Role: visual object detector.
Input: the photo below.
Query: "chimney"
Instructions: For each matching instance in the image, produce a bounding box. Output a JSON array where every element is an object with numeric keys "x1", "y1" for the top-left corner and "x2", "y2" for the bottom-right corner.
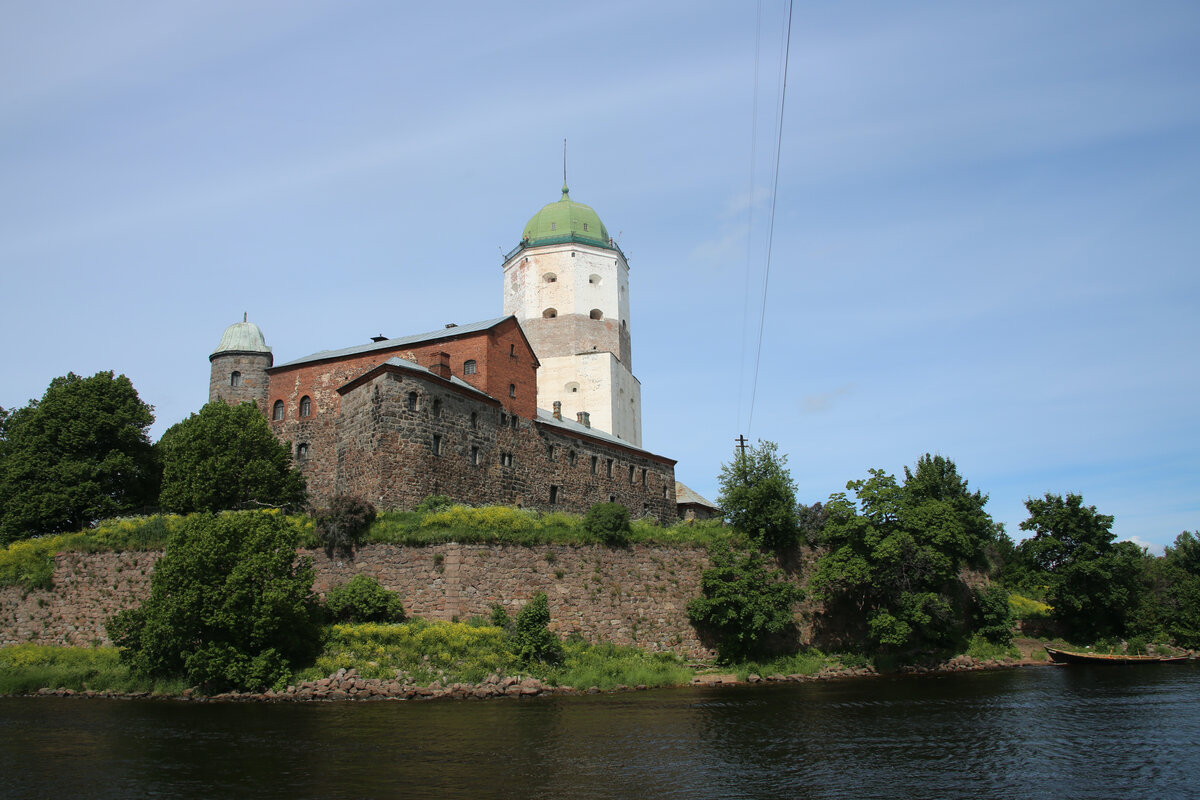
[
  {"x1": 428, "y1": 351, "x2": 451, "y2": 379},
  {"x1": 576, "y1": 411, "x2": 590, "y2": 428},
  {"x1": 552, "y1": 401, "x2": 562, "y2": 420},
  {"x1": 370, "y1": 334, "x2": 388, "y2": 343}
]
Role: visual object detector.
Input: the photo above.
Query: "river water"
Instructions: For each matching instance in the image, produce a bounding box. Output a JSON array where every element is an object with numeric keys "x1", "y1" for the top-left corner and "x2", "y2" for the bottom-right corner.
[{"x1": 1, "y1": 664, "x2": 1197, "y2": 799}]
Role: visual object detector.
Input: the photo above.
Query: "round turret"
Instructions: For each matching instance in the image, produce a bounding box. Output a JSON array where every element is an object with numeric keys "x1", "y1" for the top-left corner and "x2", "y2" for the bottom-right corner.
[{"x1": 209, "y1": 316, "x2": 273, "y2": 408}]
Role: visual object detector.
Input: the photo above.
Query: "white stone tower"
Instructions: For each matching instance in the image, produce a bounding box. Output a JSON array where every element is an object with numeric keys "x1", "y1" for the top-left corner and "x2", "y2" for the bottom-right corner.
[{"x1": 502, "y1": 185, "x2": 642, "y2": 446}]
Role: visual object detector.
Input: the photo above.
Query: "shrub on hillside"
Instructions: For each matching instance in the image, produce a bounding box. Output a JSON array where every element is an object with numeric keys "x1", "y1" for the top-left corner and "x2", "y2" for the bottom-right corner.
[
  {"x1": 107, "y1": 511, "x2": 322, "y2": 693},
  {"x1": 324, "y1": 575, "x2": 406, "y2": 624},
  {"x1": 584, "y1": 502, "x2": 631, "y2": 546},
  {"x1": 415, "y1": 495, "x2": 454, "y2": 513},
  {"x1": 972, "y1": 584, "x2": 1015, "y2": 645},
  {"x1": 509, "y1": 592, "x2": 563, "y2": 665},
  {"x1": 314, "y1": 495, "x2": 377, "y2": 556}
]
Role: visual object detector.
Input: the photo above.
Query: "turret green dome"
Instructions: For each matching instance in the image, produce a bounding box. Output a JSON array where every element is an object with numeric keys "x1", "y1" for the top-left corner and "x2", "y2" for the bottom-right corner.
[
  {"x1": 212, "y1": 319, "x2": 271, "y2": 356},
  {"x1": 521, "y1": 185, "x2": 613, "y2": 250}
]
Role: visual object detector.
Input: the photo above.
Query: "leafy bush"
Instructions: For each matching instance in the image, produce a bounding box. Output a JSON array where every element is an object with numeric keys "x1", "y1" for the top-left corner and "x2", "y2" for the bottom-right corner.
[
  {"x1": 584, "y1": 502, "x2": 631, "y2": 546},
  {"x1": 415, "y1": 495, "x2": 454, "y2": 513},
  {"x1": 1009, "y1": 593, "x2": 1053, "y2": 619},
  {"x1": 324, "y1": 575, "x2": 406, "y2": 623},
  {"x1": 107, "y1": 511, "x2": 322, "y2": 693},
  {"x1": 687, "y1": 540, "x2": 803, "y2": 661},
  {"x1": 509, "y1": 592, "x2": 563, "y2": 665},
  {"x1": 972, "y1": 584, "x2": 1015, "y2": 645},
  {"x1": 314, "y1": 495, "x2": 377, "y2": 556},
  {"x1": 490, "y1": 603, "x2": 512, "y2": 630}
]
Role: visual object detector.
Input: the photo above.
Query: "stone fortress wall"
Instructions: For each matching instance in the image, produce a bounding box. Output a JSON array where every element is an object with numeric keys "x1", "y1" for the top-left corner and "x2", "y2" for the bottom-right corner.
[{"x1": 0, "y1": 544, "x2": 720, "y2": 660}]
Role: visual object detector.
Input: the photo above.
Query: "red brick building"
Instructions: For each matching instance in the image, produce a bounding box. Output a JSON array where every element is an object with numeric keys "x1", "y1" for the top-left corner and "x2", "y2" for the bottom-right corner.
[{"x1": 209, "y1": 315, "x2": 678, "y2": 518}]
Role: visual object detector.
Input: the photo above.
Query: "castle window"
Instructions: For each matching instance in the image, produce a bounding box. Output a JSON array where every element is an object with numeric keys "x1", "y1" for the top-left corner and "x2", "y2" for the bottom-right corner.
[
  {"x1": 509, "y1": 384, "x2": 516, "y2": 398},
  {"x1": 622, "y1": 319, "x2": 627, "y2": 329},
  {"x1": 464, "y1": 359, "x2": 477, "y2": 375},
  {"x1": 432, "y1": 435, "x2": 442, "y2": 456},
  {"x1": 511, "y1": 415, "x2": 519, "y2": 429},
  {"x1": 629, "y1": 465, "x2": 636, "y2": 483},
  {"x1": 543, "y1": 272, "x2": 557, "y2": 283},
  {"x1": 569, "y1": 450, "x2": 577, "y2": 467},
  {"x1": 549, "y1": 485, "x2": 559, "y2": 505},
  {"x1": 589, "y1": 274, "x2": 601, "y2": 286},
  {"x1": 470, "y1": 411, "x2": 477, "y2": 429},
  {"x1": 272, "y1": 400, "x2": 284, "y2": 421},
  {"x1": 432, "y1": 399, "x2": 442, "y2": 418},
  {"x1": 407, "y1": 392, "x2": 418, "y2": 411},
  {"x1": 500, "y1": 412, "x2": 507, "y2": 426},
  {"x1": 550, "y1": 221, "x2": 557, "y2": 231},
  {"x1": 662, "y1": 485, "x2": 668, "y2": 499},
  {"x1": 565, "y1": 381, "x2": 579, "y2": 394},
  {"x1": 609, "y1": 495, "x2": 616, "y2": 503},
  {"x1": 296, "y1": 443, "x2": 308, "y2": 461},
  {"x1": 501, "y1": 452, "x2": 513, "y2": 467},
  {"x1": 641, "y1": 468, "x2": 647, "y2": 486},
  {"x1": 589, "y1": 309, "x2": 602, "y2": 320},
  {"x1": 571, "y1": 252, "x2": 575, "y2": 258},
  {"x1": 583, "y1": 222, "x2": 588, "y2": 232},
  {"x1": 510, "y1": 344, "x2": 516, "y2": 357},
  {"x1": 547, "y1": 444, "x2": 556, "y2": 461},
  {"x1": 230, "y1": 371, "x2": 242, "y2": 388},
  {"x1": 470, "y1": 446, "x2": 479, "y2": 465},
  {"x1": 606, "y1": 459, "x2": 613, "y2": 478},
  {"x1": 299, "y1": 396, "x2": 311, "y2": 417},
  {"x1": 591, "y1": 456, "x2": 598, "y2": 475},
  {"x1": 543, "y1": 308, "x2": 557, "y2": 319}
]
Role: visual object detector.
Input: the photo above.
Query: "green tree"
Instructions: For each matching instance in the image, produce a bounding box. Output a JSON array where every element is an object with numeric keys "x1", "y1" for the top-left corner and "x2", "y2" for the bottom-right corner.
[
  {"x1": 810, "y1": 456, "x2": 1001, "y2": 652},
  {"x1": 1017, "y1": 493, "x2": 1143, "y2": 640},
  {"x1": 509, "y1": 592, "x2": 563, "y2": 665},
  {"x1": 313, "y1": 495, "x2": 377, "y2": 557},
  {"x1": 687, "y1": 540, "x2": 802, "y2": 661},
  {"x1": 1129, "y1": 531, "x2": 1200, "y2": 648},
  {"x1": 0, "y1": 372, "x2": 158, "y2": 544},
  {"x1": 108, "y1": 511, "x2": 322, "y2": 692},
  {"x1": 718, "y1": 440, "x2": 798, "y2": 549},
  {"x1": 158, "y1": 401, "x2": 305, "y2": 513}
]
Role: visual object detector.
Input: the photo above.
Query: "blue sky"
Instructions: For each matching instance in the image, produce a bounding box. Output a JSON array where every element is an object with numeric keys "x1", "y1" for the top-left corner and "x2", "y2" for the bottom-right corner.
[{"x1": 2, "y1": 1, "x2": 1197, "y2": 551}]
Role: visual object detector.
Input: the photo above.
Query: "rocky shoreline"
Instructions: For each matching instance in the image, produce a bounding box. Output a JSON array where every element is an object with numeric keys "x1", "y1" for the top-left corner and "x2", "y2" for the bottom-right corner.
[{"x1": 22, "y1": 653, "x2": 1058, "y2": 703}]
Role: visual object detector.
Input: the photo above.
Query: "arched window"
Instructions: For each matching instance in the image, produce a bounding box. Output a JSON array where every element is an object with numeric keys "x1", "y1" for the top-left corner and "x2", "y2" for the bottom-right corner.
[
  {"x1": 463, "y1": 359, "x2": 477, "y2": 375},
  {"x1": 589, "y1": 309, "x2": 603, "y2": 320},
  {"x1": 589, "y1": 274, "x2": 601, "y2": 286},
  {"x1": 509, "y1": 384, "x2": 516, "y2": 398},
  {"x1": 543, "y1": 272, "x2": 557, "y2": 283},
  {"x1": 272, "y1": 400, "x2": 284, "y2": 421},
  {"x1": 230, "y1": 371, "x2": 242, "y2": 387},
  {"x1": 296, "y1": 443, "x2": 308, "y2": 461},
  {"x1": 543, "y1": 308, "x2": 557, "y2": 319},
  {"x1": 407, "y1": 391, "x2": 418, "y2": 411},
  {"x1": 565, "y1": 381, "x2": 579, "y2": 394},
  {"x1": 299, "y1": 396, "x2": 311, "y2": 417}
]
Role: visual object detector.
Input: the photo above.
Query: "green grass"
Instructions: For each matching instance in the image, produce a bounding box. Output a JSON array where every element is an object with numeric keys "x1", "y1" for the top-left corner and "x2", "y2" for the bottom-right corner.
[
  {"x1": 0, "y1": 644, "x2": 186, "y2": 695},
  {"x1": 964, "y1": 635, "x2": 1021, "y2": 661},
  {"x1": 293, "y1": 619, "x2": 695, "y2": 690},
  {"x1": 722, "y1": 649, "x2": 835, "y2": 681}
]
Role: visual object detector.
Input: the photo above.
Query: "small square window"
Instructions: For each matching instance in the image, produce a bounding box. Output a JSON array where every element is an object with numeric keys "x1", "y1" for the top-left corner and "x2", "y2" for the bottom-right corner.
[{"x1": 464, "y1": 360, "x2": 477, "y2": 375}]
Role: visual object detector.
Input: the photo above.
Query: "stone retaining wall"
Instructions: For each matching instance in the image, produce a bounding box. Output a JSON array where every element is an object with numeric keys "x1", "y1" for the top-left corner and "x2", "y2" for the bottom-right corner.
[{"x1": 0, "y1": 543, "x2": 721, "y2": 659}]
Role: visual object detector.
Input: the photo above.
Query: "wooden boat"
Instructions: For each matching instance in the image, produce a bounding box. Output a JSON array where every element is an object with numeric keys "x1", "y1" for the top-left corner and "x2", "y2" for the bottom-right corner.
[{"x1": 1045, "y1": 646, "x2": 1191, "y2": 665}]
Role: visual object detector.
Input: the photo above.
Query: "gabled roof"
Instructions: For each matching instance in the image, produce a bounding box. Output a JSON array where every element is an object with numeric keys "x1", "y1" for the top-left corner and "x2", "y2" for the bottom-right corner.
[
  {"x1": 675, "y1": 482, "x2": 718, "y2": 510},
  {"x1": 535, "y1": 408, "x2": 676, "y2": 466},
  {"x1": 274, "y1": 316, "x2": 532, "y2": 370},
  {"x1": 337, "y1": 356, "x2": 499, "y2": 404}
]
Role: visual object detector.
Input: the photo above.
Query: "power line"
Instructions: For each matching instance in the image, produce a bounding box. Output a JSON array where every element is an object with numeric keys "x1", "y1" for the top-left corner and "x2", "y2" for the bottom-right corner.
[
  {"x1": 746, "y1": 0, "x2": 793, "y2": 434},
  {"x1": 736, "y1": 0, "x2": 764, "y2": 432}
]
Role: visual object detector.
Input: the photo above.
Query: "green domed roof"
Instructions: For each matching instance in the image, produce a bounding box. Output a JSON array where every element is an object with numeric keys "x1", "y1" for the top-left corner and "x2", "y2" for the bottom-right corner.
[
  {"x1": 212, "y1": 319, "x2": 271, "y2": 356},
  {"x1": 521, "y1": 185, "x2": 613, "y2": 250}
]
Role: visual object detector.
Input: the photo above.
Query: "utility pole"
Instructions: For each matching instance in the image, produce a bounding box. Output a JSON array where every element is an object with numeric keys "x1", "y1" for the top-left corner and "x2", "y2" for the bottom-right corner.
[{"x1": 735, "y1": 435, "x2": 749, "y2": 485}]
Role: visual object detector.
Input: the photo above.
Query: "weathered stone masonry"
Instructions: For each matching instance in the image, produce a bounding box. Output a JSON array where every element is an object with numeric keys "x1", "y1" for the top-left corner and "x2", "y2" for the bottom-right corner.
[{"x1": 0, "y1": 545, "x2": 717, "y2": 660}]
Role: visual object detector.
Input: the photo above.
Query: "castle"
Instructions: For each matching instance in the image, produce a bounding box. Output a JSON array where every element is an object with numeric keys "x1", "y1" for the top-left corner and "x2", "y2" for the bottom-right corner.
[{"x1": 208, "y1": 185, "x2": 698, "y2": 520}]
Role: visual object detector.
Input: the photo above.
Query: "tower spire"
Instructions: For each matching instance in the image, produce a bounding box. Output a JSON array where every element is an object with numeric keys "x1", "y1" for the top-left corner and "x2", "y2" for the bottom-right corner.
[{"x1": 562, "y1": 138, "x2": 568, "y2": 198}]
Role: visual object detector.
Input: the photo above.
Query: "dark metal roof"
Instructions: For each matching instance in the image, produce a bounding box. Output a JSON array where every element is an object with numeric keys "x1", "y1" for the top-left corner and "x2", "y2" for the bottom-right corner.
[{"x1": 275, "y1": 317, "x2": 511, "y2": 369}]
